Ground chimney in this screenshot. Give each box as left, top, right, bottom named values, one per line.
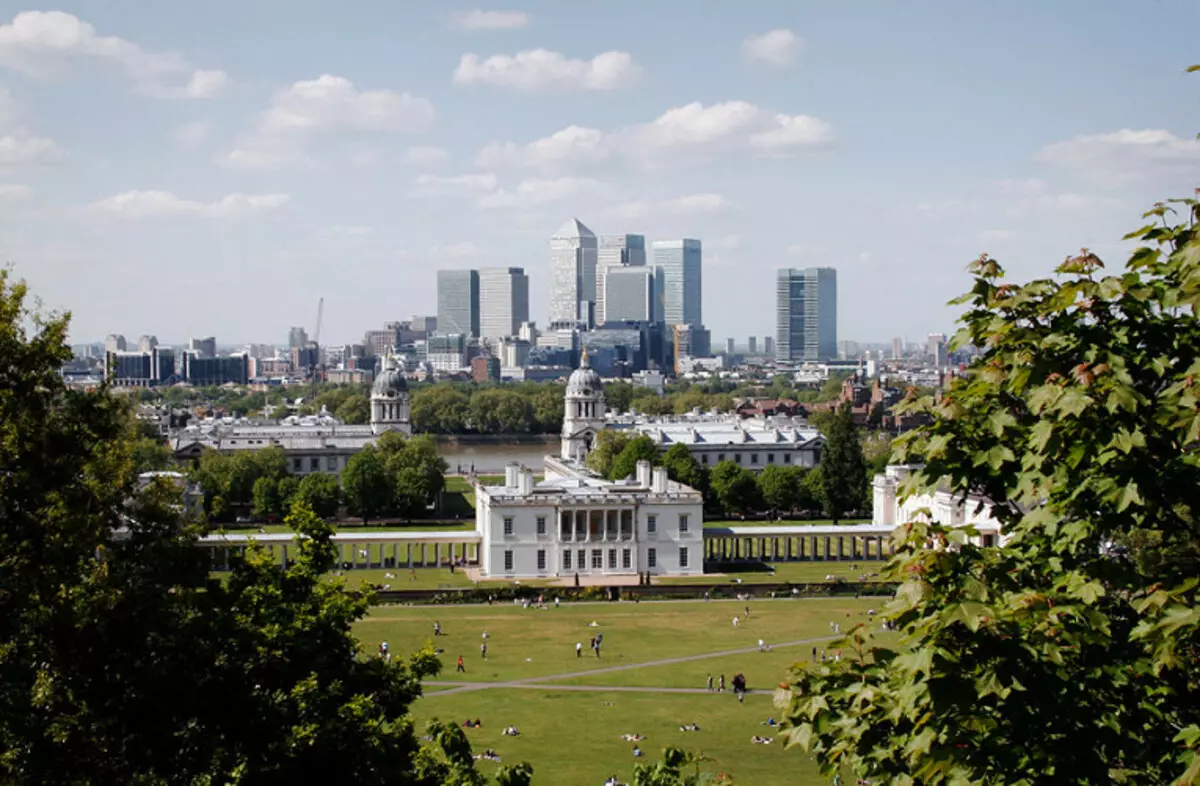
left=651, top=466, right=669, bottom=493
left=504, top=462, right=520, bottom=488
left=518, top=468, right=534, bottom=496
left=635, top=460, right=652, bottom=487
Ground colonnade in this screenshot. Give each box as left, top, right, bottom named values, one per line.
left=703, top=533, right=890, bottom=563
left=206, top=540, right=481, bottom=571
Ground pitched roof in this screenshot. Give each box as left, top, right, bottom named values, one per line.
left=553, top=217, right=595, bottom=238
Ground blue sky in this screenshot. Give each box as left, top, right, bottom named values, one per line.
left=2, top=1, right=1198, bottom=347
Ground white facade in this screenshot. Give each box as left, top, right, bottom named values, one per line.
left=560, top=350, right=607, bottom=462
left=611, top=414, right=824, bottom=473
left=872, top=464, right=1004, bottom=546
left=652, top=239, right=702, bottom=327
left=550, top=218, right=598, bottom=325
left=603, top=266, right=654, bottom=323
left=479, top=267, right=530, bottom=341
left=476, top=458, right=704, bottom=579
left=596, top=233, right=646, bottom=325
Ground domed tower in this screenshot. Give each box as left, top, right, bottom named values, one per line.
left=370, top=353, right=411, bottom=436
left=561, top=348, right=606, bottom=461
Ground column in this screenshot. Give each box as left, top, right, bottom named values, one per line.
left=407, top=544, right=413, bottom=567
left=338, top=543, right=346, bottom=567
left=392, top=543, right=399, bottom=568
left=420, top=543, right=427, bottom=566
left=837, top=537, right=845, bottom=560
left=823, top=536, right=830, bottom=561
left=435, top=543, right=442, bottom=567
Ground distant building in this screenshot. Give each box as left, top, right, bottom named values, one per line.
left=891, top=337, right=904, bottom=360
left=673, top=324, right=711, bottom=369
left=748, top=336, right=757, bottom=354
left=107, top=351, right=153, bottom=387
left=189, top=336, right=217, bottom=358
left=105, top=334, right=127, bottom=353
left=775, top=267, right=837, bottom=362
left=725, top=338, right=735, bottom=355
left=426, top=332, right=467, bottom=372
left=927, top=333, right=948, bottom=367
left=288, top=326, right=309, bottom=349
left=652, top=239, right=702, bottom=328
left=603, top=266, right=655, bottom=323
left=763, top=336, right=775, bottom=356
left=183, top=353, right=248, bottom=386
left=409, top=315, right=438, bottom=334
left=472, top=354, right=501, bottom=383
left=137, top=334, right=158, bottom=353
left=363, top=327, right=398, bottom=358
left=437, top=269, right=480, bottom=338
left=596, top=233, right=646, bottom=324
left=479, top=266, right=530, bottom=341
left=550, top=218, right=598, bottom=326
left=609, top=412, right=825, bottom=473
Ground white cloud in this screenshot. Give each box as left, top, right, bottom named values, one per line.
left=0, top=11, right=226, bottom=98
left=979, top=228, right=1015, bottom=243
left=0, top=183, right=32, bottom=202
left=429, top=242, right=478, bottom=260
left=743, top=29, right=801, bottom=67
left=413, top=172, right=499, bottom=195
left=454, top=49, right=641, bottom=91
left=402, top=145, right=450, bottom=167
left=172, top=120, right=212, bottom=151
left=989, top=178, right=1124, bottom=217
left=223, top=74, right=436, bottom=168
left=482, top=101, right=834, bottom=171
left=0, top=134, right=65, bottom=165
left=607, top=192, right=733, bottom=221
left=478, top=177, right=600, bottom=208
left=90, top=190, right=289, bottom=219
left=452, top=10, right=532, bottom=30
left=1037, top=129, right=1200, bottom=180
left=0, top=86, right=17, bottom=127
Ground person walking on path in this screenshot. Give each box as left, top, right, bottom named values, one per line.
left=480, top=642, right=488, bottom=660
left=718, top=674, right=726, bottom=692
left=576, top=641, right=583, bottom=657
left=456, top=655, right=465, bottom=673
left=706, top=674, right=714, bottom=691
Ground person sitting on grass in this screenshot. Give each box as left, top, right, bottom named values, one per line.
left=679, top=723, right=700, bottom=732
left=632, top=745, right=643, bottom=758
left=751, top=735, right=773, bottom=745
left=502, top=726, right=520, bottom=736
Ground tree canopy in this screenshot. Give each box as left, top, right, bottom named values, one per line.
left=780, top=193, right=1200, bottom=784
left=818, top=402, right=868, bottom=524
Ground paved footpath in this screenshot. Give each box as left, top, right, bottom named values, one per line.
left=423, top=633, right=841, bottom=697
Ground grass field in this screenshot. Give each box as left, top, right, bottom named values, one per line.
left=659, top=561, right=888, bottom=586
left=355, top=597, right=878, bottom=784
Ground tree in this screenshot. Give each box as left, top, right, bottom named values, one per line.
left=782, top=191, right=1200, bottom=784
left=529, top=386, right=565, bottom=434
left=295, top=472, right=341, bottom=519
left=251, top=476, right=281, bottom=520
left=798, top=466, right=824, bottom=513
left=378, top=433, right=447, bottom=515
left=0, top=271, right=528, bottom=784
left=610, top=435, right=660, bottom=480
left=708, top=461, right=760, bottom=516
left=334, top=393, right=370, bottom=424
left=818, top=402, right=867, bottom=524
left=271, top=404, right=290, bottom=420
left=661, top=443, right=705, bottom=489
left=757, top=464, right=800, bottom=515
left=585, top=430, right=633, bottom=477
left=605, top=380, right=635, bottom=413
left=130, top=434, right=173, bottom=473
left=342, top=446, right=393, bottom=523
left=410, top=385, right=470, bottom=434
left=469, top=388, right=533, bottom=434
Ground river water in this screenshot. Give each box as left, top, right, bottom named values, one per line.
left=437, top=440, right=557, bottom=474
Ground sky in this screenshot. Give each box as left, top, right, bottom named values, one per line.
left=2, top=1, right=1198, bottom=347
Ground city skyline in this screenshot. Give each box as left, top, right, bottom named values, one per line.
left=4, top=2, right=1198, bottom=345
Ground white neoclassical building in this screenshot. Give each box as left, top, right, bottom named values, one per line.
left=475, top=353, right=705, bottom=579
left=872, top=464, right=1004, bottom=546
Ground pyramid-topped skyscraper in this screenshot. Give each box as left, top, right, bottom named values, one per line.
left=549, top=218, right=599, bottom=326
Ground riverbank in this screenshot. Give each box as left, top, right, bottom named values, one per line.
left=434, top=434, right=557, bottom=445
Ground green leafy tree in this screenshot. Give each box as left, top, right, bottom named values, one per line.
left=818, top=402, right=868, bottom=524
left=798, top=466, right=824, bottom=513
left=294, top=471, right=341, bottom=519
left=782, top=191, right=1200, bottom=784
left=342, top=446, right=393, bottom=523
left=251, top=475, right=281, bottom=519
left=757, top=464, right=799, bottom=515
left=130, top=435, right=173, bottom=473
left=661, top=443, right=705, bottom=490
left=631, top=747, right=716, bottom=786
left=276, top=475, right=299, bottom=514
left=605, top=380, right=635, bottom=413
left=378, top=433, right=447, bottom=514
left=334, top=392, right=370, bottom=424
left=469, top=388, right=533, bottom=433
left=0, top=271, right=527, bottom=784
left=271, top=404, right=290, bottom=420
left=530, top=386, right=565, bottom=433
left=585, top=430, right=633, bottom=477
left=410, top=385, right=470, bottom=434
left=610, top=435, right=660, bottom=480
left=708, top=460, right=761, bottom=516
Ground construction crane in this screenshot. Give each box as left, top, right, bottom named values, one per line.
left=310, top=297, right=324, bottom=401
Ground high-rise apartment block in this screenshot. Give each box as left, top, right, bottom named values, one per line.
left=725, top=337, right=735, bottom=355
left=189, top=336, right=217, bottom=358
left=775, top=267, right=838, bottom=362
left=479, top=267, right=530, bottom=341
left=763, top=336, right=775, bottom=356
left=596, top=233, right=646, bottom=325
left=137, top=334, right=158, bottom=353
left=550, top=218, right=598, bottom=326
left=602, top=267, right=654, bottom=323
left=437, top=269, right=481, bottom=338
left=748, top=336, right=757, bottom=354
left=891, top=337, right=904, bottom=360
left=104, top=334, right=127, bottom=353
left=288, top=326, right=309, bottom=349
left=652, top=239, right=702, bottom=328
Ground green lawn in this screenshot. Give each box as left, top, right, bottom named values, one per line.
left=362, top=599, right=879, bottom=784
left=656, top=561, right=889, bottom=586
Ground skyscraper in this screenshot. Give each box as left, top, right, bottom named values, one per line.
left=288, top=326, right=309, bottom=349
left=137, top=334, right=158, bottom=353
left=891, top=337, right=904, bottom=360
left=479, top=267, right=530, bottom=341
left=104, top=334, right=127, bottom=353
left=651, top=239, right=702, bottom=327
left=437, top=269, right=481, bottom=338
left=748, top=336, right=757, bottom=354
left=603, top=267, right=654, bottom=323
left=763, top=336, right=775, bottom=356
left=550, top=218, right=598, bottom=326
left=596, top=233, right=646, bottom=325
left=775, top=267, right=837, bottom=362
left=189, top=336, right=217, bottom=358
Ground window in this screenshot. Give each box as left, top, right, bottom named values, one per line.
left=622, top=548, right=632, bottom=569
left=310, top=458, right=320, bottom=472
left=784, top=453, right=792, bottom=463
left=647, top=548, right=657, bottom=568
left=292, top=458, right=302, bottom=472
left=679, top=514, right=689, bottom=533
left=503, top=517, right=514, bottom=536
left=717, top=453, right=725, bottom=462
left=701, top=453, right=709, bottom=464
left=608, top=549, right=617, bottom=569
left=563, top=550, right=572, bottom=570
left=327, top=456, right=338, bottom=471
left=537, top=550, right=546, bottom=571
left=679, top=547, right=689, bottom=568
left=591, top=549, right=603, bottom=569
left=536, top=516, right=546, bottom=535
left=504, top=550, right=514, bottom=572
left=734, top=453, right=742, bottom=464
left=750, top=453, right=758, bottom=465
left=578, top=549, right=586, bottom=569
left=767, top=453, right=775, bottom=463
left=647, top=514, right=657, bottom=534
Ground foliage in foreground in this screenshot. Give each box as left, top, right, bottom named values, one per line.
left=779, top=193, right=1200, bottom=784
left=0, top=269, right=530, bottom=784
